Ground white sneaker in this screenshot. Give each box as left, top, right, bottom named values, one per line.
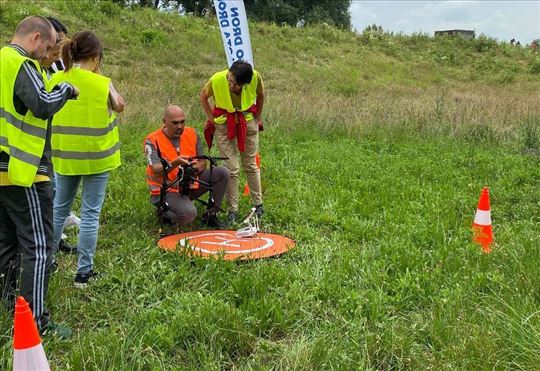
left=64, top=212, right=81, bottom=229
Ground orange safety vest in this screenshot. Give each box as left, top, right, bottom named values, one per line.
left=145, top=127, right=198, bottom=195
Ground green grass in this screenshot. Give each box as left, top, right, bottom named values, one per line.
left=1, top=0, right=539, bottom=369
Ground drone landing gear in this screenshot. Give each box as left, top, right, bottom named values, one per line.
left=235, top=207, right=260, bottom=238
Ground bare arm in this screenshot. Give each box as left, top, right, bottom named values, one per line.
left=109, top=82, right=125, bottom=113
left=255, top=73, right=265, bottom=124
left=199, top=85, right=215, bottom=124
left=255, top=89, right=265, bottom=123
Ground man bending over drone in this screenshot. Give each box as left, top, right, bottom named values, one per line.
left=144, top=105, right=229, bottom=228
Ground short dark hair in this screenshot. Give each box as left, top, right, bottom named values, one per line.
left=14, top=16, right=53, bottom=40
left=46, top=16, right=68, bottom=35
left=229, top=60, right=253, bottom=86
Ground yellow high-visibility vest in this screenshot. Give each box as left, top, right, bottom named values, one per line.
left=50, top=67, right=120, bottom=175
left=41, top=68, right=53, bottom=91
left=211, top=69, right=259, bottom=124
left=0, top=46, right=49, bottom=187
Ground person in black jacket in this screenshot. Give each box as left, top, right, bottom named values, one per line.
left=0, top=16, right=78, bottom=339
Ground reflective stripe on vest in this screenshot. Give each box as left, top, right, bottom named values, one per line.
left=144, top=127, right=198, bottom=195
left=0, top=46, right=48, bottom=186
left=50, top=67, right=120, bottom=175
left=211, top=69, right=259, bottom=124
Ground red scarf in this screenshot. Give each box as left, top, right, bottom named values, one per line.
left=204, top=105, right=259, bottom=152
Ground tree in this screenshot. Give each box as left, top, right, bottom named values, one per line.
left=110, top=0, right=352, bottom=29
left=175, top=0, right=214, bottom=16
left=111, top=0, right=160, bottom=7
left=244, top=0, right=351, bottom=29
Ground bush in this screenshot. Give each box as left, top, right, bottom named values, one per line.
left=141, top=29, right=165, bottom=46
left=528, top=58, right=540, bottom=74
left=99, top=1, right=121, bottom=17
left=497, top=71, right=516, bottom=84
left=472, top=35, right=498, bottom=53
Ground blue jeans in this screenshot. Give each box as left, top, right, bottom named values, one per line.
left=53, top=172, right=110, bottom=274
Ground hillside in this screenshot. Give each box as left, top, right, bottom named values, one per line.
left=1, top=1, right=539, bottom=369
left=2, top=0, right=539, bottom=143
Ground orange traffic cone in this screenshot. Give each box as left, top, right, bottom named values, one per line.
left=243, top=153, right=261, bottom=196
left=472, top=187, right=493, bottom=253
left=13, top=296, right=50, bottom=371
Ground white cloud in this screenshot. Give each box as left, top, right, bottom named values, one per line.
left=350, top=0, right=540, bottom=43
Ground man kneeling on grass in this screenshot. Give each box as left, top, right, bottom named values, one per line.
left=144, top=105, right=229, bottom=228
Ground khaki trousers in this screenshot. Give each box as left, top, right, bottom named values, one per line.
left=215, top=119, right=262, bottom=213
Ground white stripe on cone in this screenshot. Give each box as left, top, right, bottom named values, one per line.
left=474, top=209, right=491, bottom=226
left=13, top=344, right=50, bottom=371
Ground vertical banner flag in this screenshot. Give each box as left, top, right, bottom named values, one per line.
left=213, top=0, right=254, bottom=67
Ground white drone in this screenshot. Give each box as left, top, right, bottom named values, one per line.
left=235, top=207, right=260, bottom=238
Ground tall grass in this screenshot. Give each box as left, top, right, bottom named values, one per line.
left=0, top=0, right=539, bottom=369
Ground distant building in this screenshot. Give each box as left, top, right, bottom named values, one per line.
left=434, top=30, right=475, bottom=39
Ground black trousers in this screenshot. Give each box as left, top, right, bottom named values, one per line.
left=0, top=181, right=53, bottom=330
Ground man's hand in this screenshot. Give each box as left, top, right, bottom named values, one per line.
left=176, top=155, right=190, bottom=167
left=70, top=84, right=80, bottom=99
left=255, top=117, right=264, bottom=131
left=192, top=159, right=206, bottom=174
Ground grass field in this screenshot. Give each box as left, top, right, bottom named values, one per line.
left=1, top=0, right=539, bottom=369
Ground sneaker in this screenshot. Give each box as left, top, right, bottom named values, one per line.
left=65, top=212, right=81, bottom=229
left=254, top=204, right=265, bottom=218
left=227, top=211, right=238, bottom=225
left=51, top=261, right=59, bottom=274
left=74, top=270, right=100, bottom=288
left=202, top=212, right=227, bottom=229
left=58, top=239, right=77, bottom=254
left=40, top=321, right=72, bottom=340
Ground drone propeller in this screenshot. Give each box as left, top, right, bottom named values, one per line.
left=189, top=155, right=228, bottom=167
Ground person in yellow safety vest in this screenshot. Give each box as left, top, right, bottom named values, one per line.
left=49, top=31, right=125, bottom=288
left=40, top=16, right=68, bottom=80
left=144, top=105, right=230, bottom=228
left=0, top=16, right=78, bottom=339
left=200, top=60, right=265, bottom=224
left=38, top=16, right=79, bottom=256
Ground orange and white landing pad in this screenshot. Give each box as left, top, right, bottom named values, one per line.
left=158, top=230, right=295, bottom=260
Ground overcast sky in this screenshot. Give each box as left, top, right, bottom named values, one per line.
left=350, top=1, right=540, bottom=44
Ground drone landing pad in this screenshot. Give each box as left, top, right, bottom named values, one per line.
left=158, top=230, right=295, bottom=260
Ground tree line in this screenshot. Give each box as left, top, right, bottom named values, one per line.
left=111, top=0, right=352, bottom=29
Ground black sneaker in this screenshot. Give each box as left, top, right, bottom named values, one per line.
left=202, top=212, right=227, bottom=229
left=227, top=211, right=238, bottom=225
left=40, top=321, right=72, bottom=340
left=74, top=270, right=99, bottom=288
left=254, top=204, right=265, bottom=218
left=58, top=239, right=77, bottom=254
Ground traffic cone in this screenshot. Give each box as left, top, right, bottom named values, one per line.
left=243, top=152, right=261, bottom=196
left=472, top=187, right=493, bottom=253
left=13, top=296, right=50, bottom=371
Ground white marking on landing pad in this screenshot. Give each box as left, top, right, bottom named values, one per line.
left=178, top=232, right=275, bottom=254
left=200, top=241, right=241, bottom=247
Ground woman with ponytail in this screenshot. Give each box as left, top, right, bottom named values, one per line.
left=50, top=31, right=125, bottom=287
